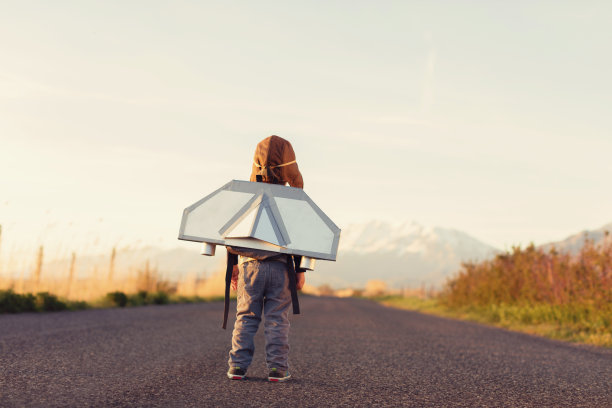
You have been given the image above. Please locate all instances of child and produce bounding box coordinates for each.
[227,135,306,382]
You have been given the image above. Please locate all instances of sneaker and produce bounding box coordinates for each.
[227,366,246,380]
[268,367,291,382]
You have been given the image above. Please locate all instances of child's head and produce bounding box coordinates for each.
[250,135,304,188]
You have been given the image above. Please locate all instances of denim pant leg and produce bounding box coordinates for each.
[228,261,264,369]
[263,261,292,371]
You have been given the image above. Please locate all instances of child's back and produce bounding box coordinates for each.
[227,135,305,382]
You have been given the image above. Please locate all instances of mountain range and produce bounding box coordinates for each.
[309,221,497,289]
[39,220,611,290]
[539,222,612,254]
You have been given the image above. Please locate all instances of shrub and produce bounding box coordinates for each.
[106,291,128,307]
[442,239,612,310]
[150,292,169,305]
[128,290,148,306]
[67,300,89,310]
[0,290,37,313]
[35,292,67,312]
[172,295,193,304]
[440,238,612,341]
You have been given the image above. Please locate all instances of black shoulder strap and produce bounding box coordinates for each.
[287,255,300,315]
[293,255,305,272]
[223,251,238,329]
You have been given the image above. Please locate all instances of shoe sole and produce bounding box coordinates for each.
[268,374,291,382]
[227,373,246,380]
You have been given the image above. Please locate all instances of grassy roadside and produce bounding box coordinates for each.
[373,239,612,348]
[0,289,226,314]
[374,295,612,348]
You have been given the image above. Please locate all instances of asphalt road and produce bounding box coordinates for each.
[0,297,610,407]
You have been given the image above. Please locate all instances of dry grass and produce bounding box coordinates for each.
[376,235,612,348]
[0,245,227,303]
[443,237,611,309]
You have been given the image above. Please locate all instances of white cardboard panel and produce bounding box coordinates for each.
[274,197,334,254]
[224,205,258,238]
[183,190,254,239]
[225,237,283,252]
[253,207,282,246]
[179,180,340,260]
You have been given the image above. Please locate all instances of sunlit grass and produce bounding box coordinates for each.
[443,238,611,310]
[373,236,612,348]
[0,288,228,313]
[0,239,230,313]
[0,290,88,313]
[377,295,612,348]
[0,243,229,305]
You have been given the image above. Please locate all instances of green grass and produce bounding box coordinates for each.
[375,295,612,348]
[0,290,88,313]
[94,290,228,309]
[0,289,227,314]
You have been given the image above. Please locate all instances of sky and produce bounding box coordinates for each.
[1,1,611,264]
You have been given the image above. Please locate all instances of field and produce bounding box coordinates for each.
[2,227,610,349]
[0,239,228,312]
[377,237,612,347]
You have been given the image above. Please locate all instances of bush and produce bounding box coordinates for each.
[106,291,128,307]
[128,290,149,306]
[35,292,67,312]
[0,290,37,313]
[1,290,89,313]
[172,295,193,304]
[67,300,89,310]
[438,239,612,345]
[150,292,169,305]
[1,289,222,314]
[442,240,612,310]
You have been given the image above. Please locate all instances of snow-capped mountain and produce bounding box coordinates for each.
[35,221,497,290]
[308,221,498,289]
[20,220,612,292]
[539,222,612,254]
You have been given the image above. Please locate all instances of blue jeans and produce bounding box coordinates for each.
[228,259,291,371]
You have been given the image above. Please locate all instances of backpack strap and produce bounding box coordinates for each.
[293,255,306,272]
[286,255,300,315]
[223,251,238,329]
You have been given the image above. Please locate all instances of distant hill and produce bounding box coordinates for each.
[308,221,498,289]
[38,220,612,290]
[37,221,497,289]
[43,245,224,281]
[539,222,612,254]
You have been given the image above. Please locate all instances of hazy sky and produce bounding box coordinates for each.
[1,1,611,262]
